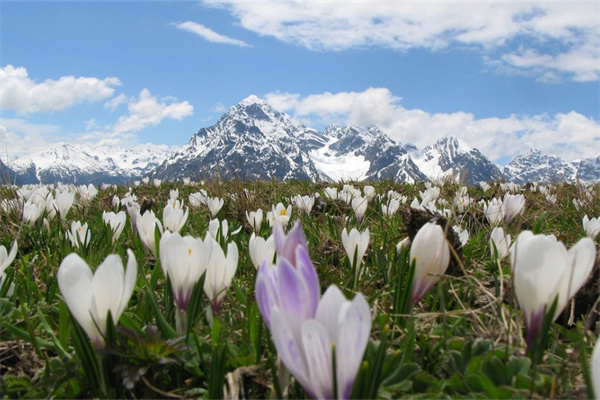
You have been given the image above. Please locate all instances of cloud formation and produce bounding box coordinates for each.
[265,88,600,164]
[0,65,121,114]
[206,1,599,81]
[175,21,251,47]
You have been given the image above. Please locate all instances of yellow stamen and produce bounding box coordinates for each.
[188,248,192,256]
[280,209,287,216]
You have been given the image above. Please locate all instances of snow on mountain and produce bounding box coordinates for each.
[412,136,504,184]
[306,124,423,183]
[503,149,578,184]
[4,95,598,186]
[573,156,600,183]
[8,143,172,185]
[151,95,327,182]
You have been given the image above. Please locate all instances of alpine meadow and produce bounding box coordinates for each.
[0,176,599,398]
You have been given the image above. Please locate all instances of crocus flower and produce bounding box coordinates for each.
[160,231,212,311]
[583,215,600,240]
[206,197,224,218]
[255,221,319,330]
[382,198,400,217]
[409,222,450,308]
[22,201,44,227]
[490,226,511,262]
[363,185,376,201]
[452,225,469,247]
[269,285,371,400]
[102,211,126,243]
[68,221,91,248]
[248,233,275,269]
[189,190,208,208]
[341,227,370,271]
[502,193,525,223]
[511,231,596,348]
[293,195,315,215]
[203,237,238,313]
[592,338,600,399]
[0,241,18,296]
[57,250,137,347]
[323,187,338,200]
[351,196,368,223]
[77,183,98,207]
[482,198,504,226]
[136,210,163,257]
[269,203,292,228]
[163,199,189,233]
[246,209,263,233]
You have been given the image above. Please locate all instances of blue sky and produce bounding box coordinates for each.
[1,1,599,166]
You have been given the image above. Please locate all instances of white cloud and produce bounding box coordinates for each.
[265,88,600,164]
[0,119,63,161]
[112,88,193,135]
[175,21,251,47]
[206,1,599,81]
[104,93,129,111]
[0,65,121,114]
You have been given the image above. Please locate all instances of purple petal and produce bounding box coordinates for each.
[296,246,320,316]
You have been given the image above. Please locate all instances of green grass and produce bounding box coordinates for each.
[0,179,598,399]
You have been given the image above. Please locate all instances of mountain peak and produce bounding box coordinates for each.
[238,94,264,106]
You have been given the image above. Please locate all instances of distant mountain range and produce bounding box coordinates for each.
[2,95,598,186]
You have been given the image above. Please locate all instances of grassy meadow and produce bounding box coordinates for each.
[0,178,599,399]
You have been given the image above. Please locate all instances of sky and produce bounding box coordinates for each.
[1,1,599,166]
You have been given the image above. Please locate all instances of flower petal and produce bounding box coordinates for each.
[302,319,334,400]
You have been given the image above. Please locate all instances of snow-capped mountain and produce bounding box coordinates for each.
[305,125,425,182]
[413,136,504,185]
[151,95,326,182]
[4,95,598,186]
[573,156,600,182]
[502,149,578,184]
[6,143,172,185]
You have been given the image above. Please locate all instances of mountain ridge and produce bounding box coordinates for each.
[4,96,598,185]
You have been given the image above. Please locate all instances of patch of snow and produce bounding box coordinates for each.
[309,147,370,182]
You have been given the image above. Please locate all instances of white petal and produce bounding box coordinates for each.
[270,308,310,394]
[57,254,98,340]
[337,292,372,399]
[315,285,346,340]
[302,319,334,400]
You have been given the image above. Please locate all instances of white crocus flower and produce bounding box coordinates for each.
[410,222,450,309]
[246,209,263,233]
[293,195,315,215]
[57,250,137,347]
[489,226,511,262]
[351,196,368,223]
[68,221,91,248]
[248,233,276,269]
[583,215,600,240]
[23,201,44,227]
[510,231,596,348]
[203,237,238,313]
[206,197,224,218]
[0,241,18,296]
[592,338,600,399]
[270,203,292,227]
[160,231,212,312]
[482,198,504,226]
[502,193,525,223]
[102,211,127,243]
[163,199,189,233]
[452,225,469,247]
[136,210,163,256]
[341,227,370,272]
